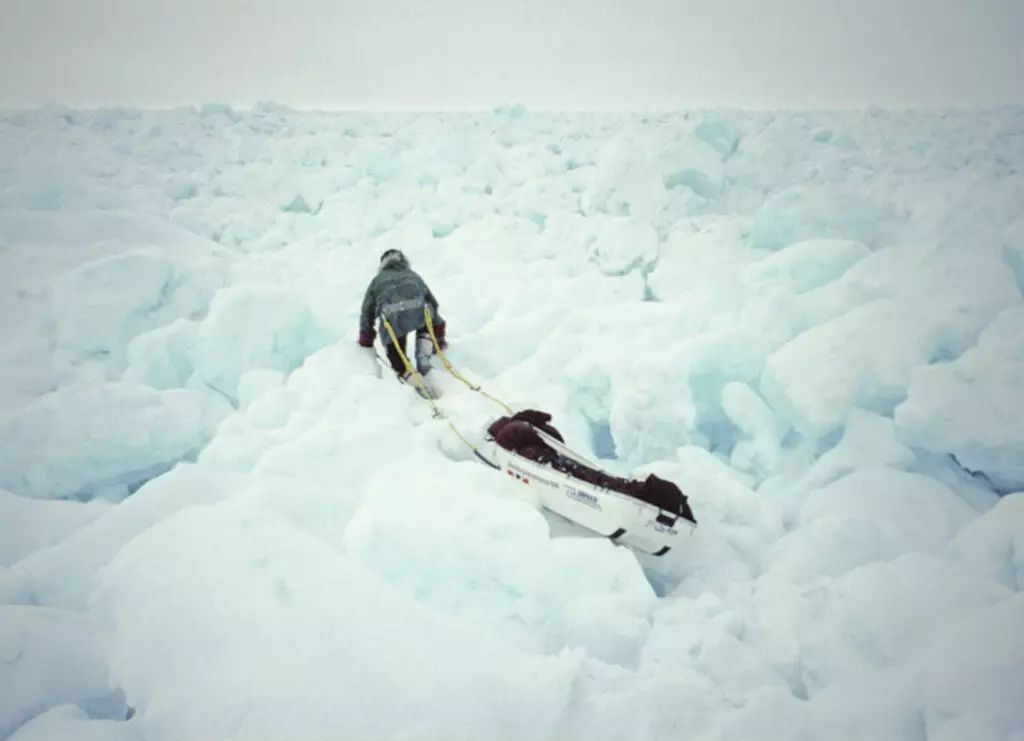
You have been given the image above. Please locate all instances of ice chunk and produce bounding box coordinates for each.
[0,337,56,413]
[533,213,657,277]
[694,119,739,158]
[721,381,789,478]
[585,216,659,276]
[722,382,788,444]
[707,686,806,741]
[751,184,889,251]
[742,238,870,296]
[948,492,1024,591]
[639,447,783,595]
[645,215,751,307]
[557,661,724,741]
[804,667,931,741]
[760,298,922,439]
[122,318,198,390]
[279,193,321,214]
[751,553,1010,697]
[764,515,907,584]
[911,241,1022,360]
[580,129,669,223]
[0,490,112,567]
[800,239,1021,353]
[50,246,224,371]
[200,345,412,484]
[895,305,1024,493]
[194,285,331,403]
[799,466,977,553]
[92,494,583,741]
[771,238,1021,439]
[765,407,917,524]
[0,382,230,500]
[0,606,118,740]
[762,236,1019,440]
[342,471,657,665]
[237,368,285,409]
[657,126,726,200]
[0,210,225,291]
[640,593,791,699]
[808,409,915,485]
[919,594,1024,740]
[50,248,169,357]
[0,464,246,608]
[608,351,699,465]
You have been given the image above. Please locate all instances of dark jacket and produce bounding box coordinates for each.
[359,264,445,346]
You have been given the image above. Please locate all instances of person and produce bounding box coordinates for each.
[358,248,448,380]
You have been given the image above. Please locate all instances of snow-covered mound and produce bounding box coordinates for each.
[0,382,229,501]
[895,304,1024,493]
[0,210,228,409]
[1,103,1022,741]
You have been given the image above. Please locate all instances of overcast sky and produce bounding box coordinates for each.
[1,0,1021,110]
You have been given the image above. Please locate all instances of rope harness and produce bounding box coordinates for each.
[380,306,507,469]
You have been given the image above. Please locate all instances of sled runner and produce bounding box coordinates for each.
[485,410,697,557]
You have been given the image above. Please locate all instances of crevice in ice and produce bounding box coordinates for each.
[949,453,1003,495]
[696,417,740,457]
[640,249,661,301]
[587,420,617,460]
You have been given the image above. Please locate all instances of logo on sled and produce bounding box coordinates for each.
[508,463,538,485]
[647,519,677,535]
[565,486,601,510]
[506,468,530,484]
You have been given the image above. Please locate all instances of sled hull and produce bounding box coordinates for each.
[485,442,695,557]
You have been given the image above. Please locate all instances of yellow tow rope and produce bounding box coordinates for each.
[380,312,502,469]
[423,306,512,414]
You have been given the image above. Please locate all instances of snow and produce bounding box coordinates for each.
[0,382,230,500]
[760,238,1020,441]
[7,705,140,741]
[0,606,120,740]
[0,210,227,407]
[0,491,112,568]
[341,474,658,665]
[91,493,583,741]
[948,492,1024,591]
[1,102,1022,741]
[50,246,224,373]
[751,184,892,251]
[192,285,334,403]
[895,304,1024,492]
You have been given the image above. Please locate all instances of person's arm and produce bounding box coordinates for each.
[424,286,447,348]
[358,282,377,347]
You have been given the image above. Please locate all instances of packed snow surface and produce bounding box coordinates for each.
[1,102,1022,741]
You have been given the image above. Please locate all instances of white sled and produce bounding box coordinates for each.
[482,435,697,557]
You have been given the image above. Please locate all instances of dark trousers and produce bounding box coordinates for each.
[385,328,433,375]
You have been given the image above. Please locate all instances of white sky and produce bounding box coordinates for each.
[0,0,1022,110]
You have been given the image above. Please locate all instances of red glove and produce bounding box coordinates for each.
[434,320,448,349]
[358,328,375,347]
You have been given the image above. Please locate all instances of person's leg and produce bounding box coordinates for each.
[414,327,434,375]
[385,332,409,375]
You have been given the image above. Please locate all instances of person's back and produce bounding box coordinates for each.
[364,262,433,316]
[358,249,446,378]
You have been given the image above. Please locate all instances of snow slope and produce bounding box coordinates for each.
[1,102,1023,741]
